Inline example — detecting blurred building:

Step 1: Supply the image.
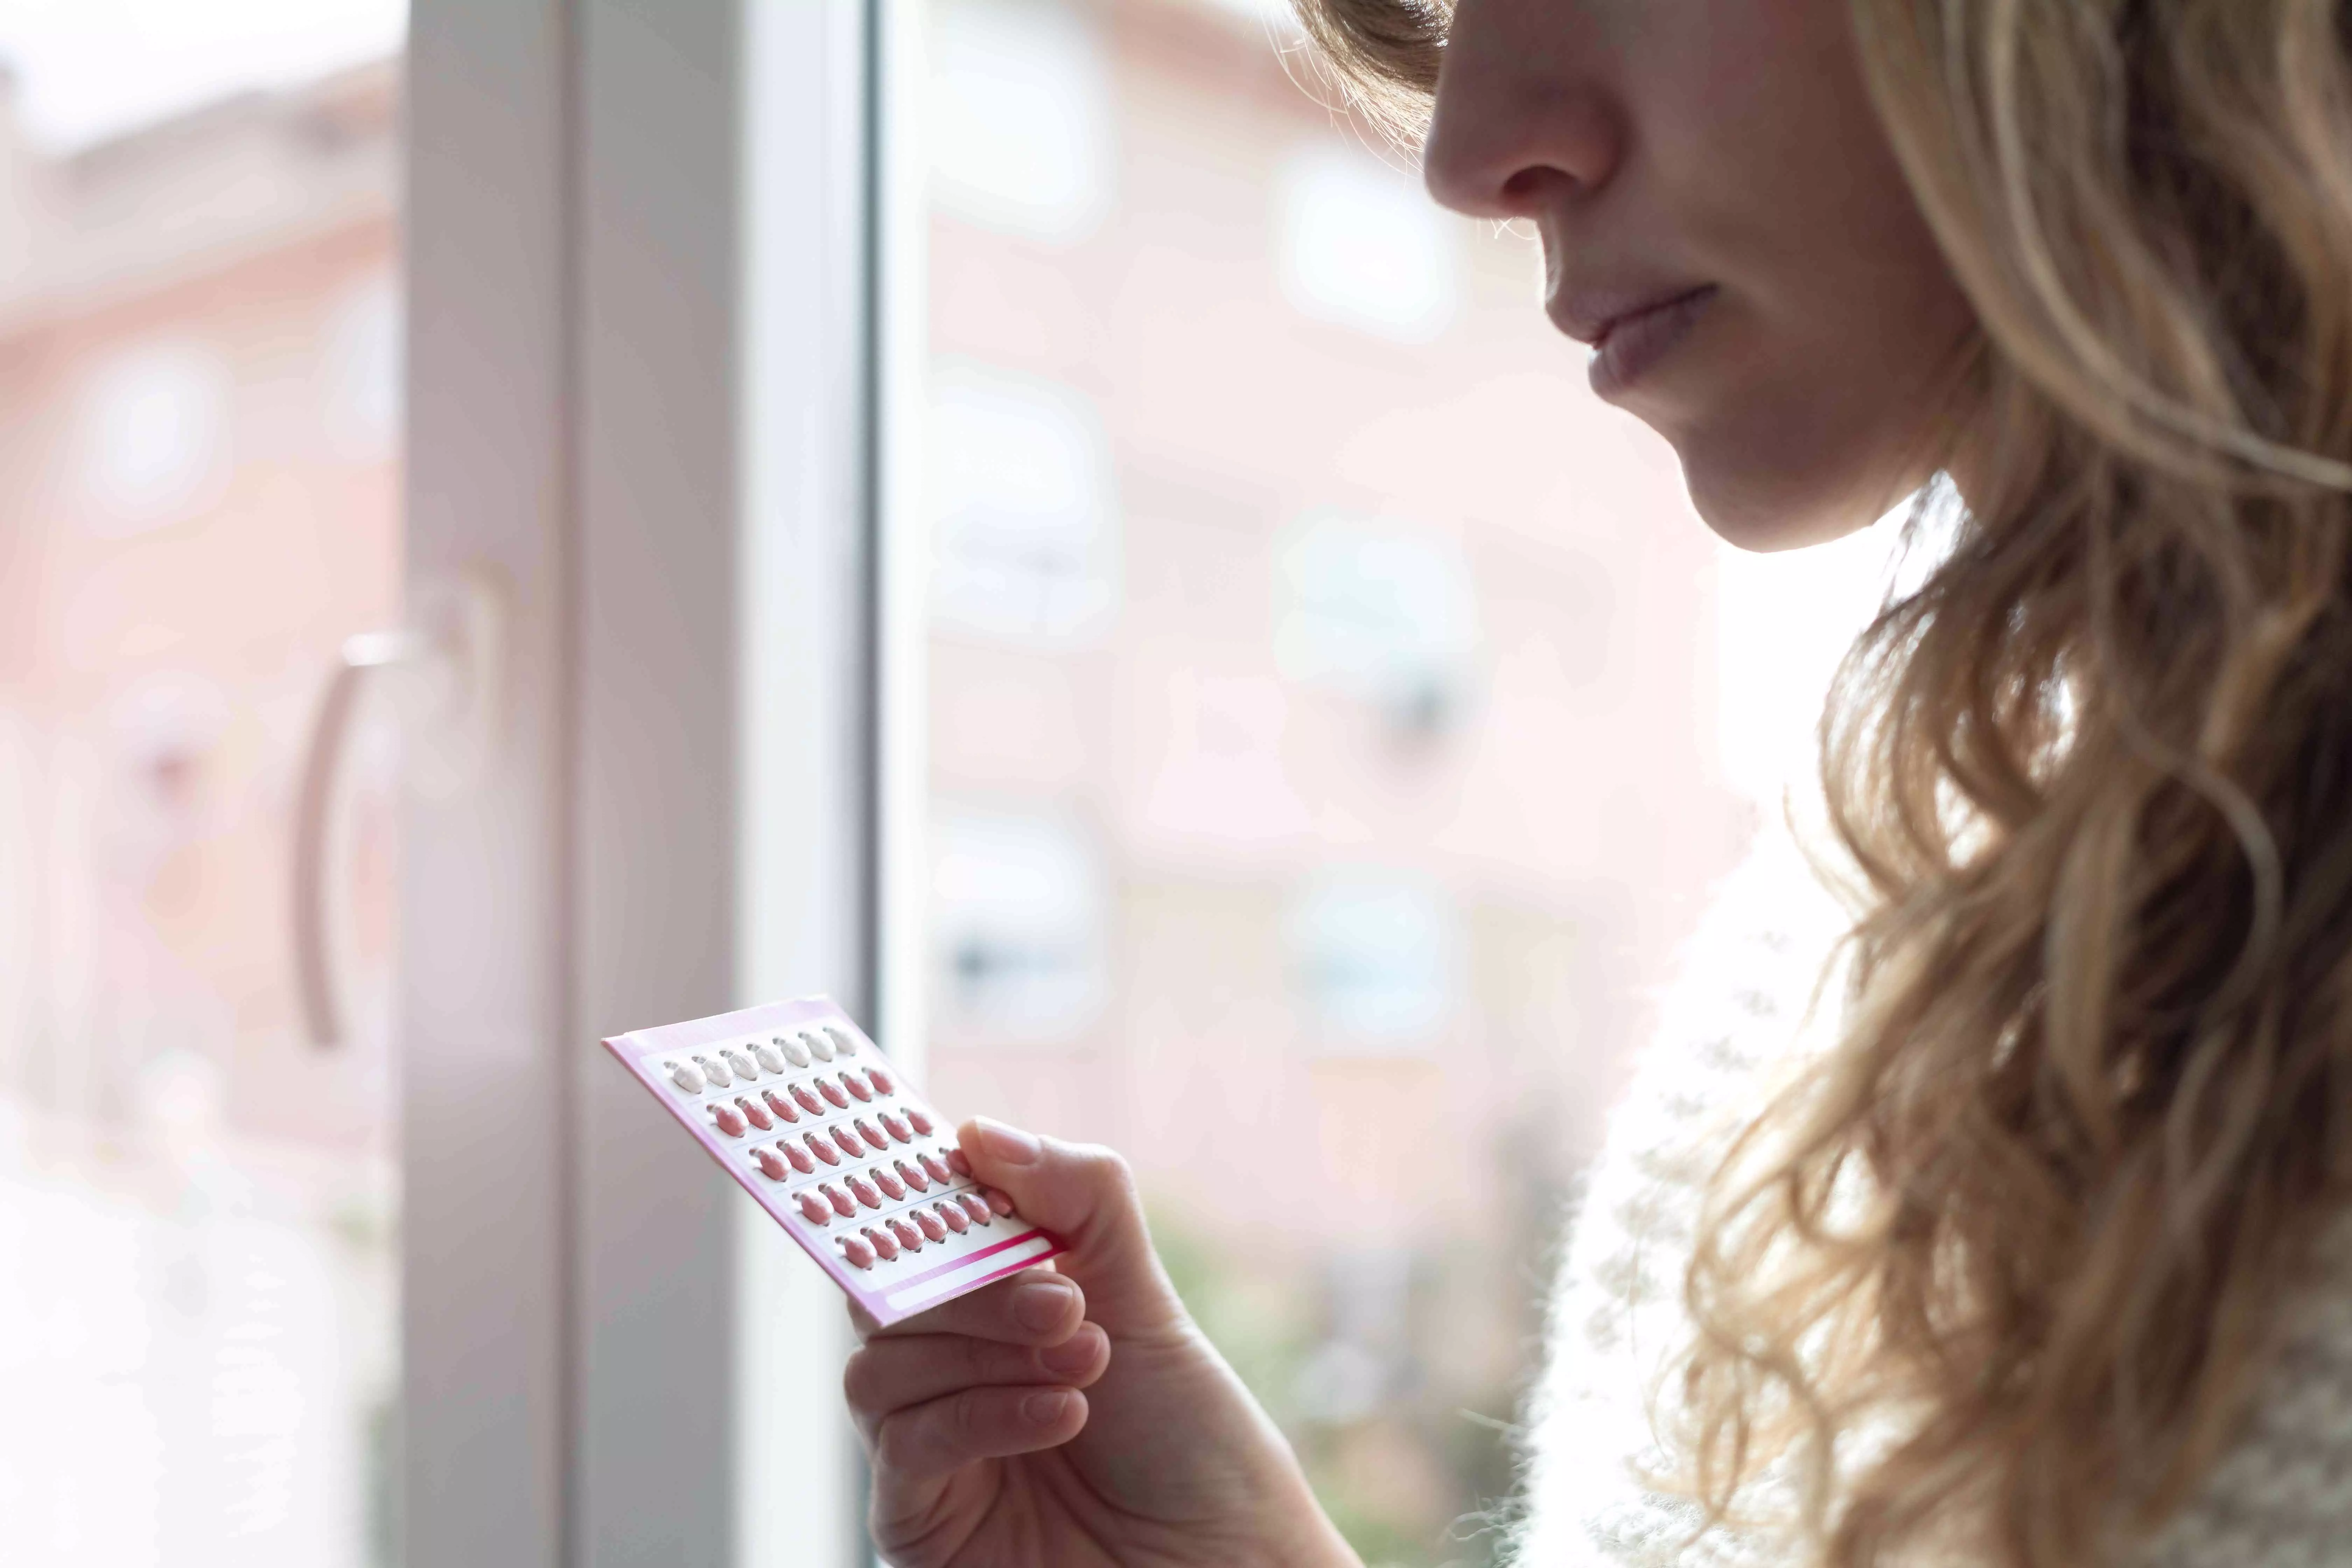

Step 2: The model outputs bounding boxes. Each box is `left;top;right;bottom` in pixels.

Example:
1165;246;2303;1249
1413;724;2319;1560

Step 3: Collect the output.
916;2;1749;1556
0;58;401;1144
0;57;401;1566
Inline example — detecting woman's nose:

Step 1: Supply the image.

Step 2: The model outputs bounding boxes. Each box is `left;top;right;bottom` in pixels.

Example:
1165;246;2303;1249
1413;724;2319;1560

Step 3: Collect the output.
1421;0;1622;220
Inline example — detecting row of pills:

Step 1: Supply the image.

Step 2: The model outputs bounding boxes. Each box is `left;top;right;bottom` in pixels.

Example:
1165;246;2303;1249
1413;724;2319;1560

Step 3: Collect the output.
705;1066;906;1138
834;1190;1020;1272
781;1144;971;1218
663;1028;858;1096
728;1101;936;1156
758;1133;960;1188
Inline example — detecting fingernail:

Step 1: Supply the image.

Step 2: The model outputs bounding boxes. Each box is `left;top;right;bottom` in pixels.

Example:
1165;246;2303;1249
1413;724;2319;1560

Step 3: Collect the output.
1039;1332;1098;1376
972;1116;1042;1166
1011;1279;1073;1332
1022;1390;1071;1426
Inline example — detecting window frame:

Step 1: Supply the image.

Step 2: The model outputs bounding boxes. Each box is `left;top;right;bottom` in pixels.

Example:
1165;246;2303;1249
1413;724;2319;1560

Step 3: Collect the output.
402;2;882;1560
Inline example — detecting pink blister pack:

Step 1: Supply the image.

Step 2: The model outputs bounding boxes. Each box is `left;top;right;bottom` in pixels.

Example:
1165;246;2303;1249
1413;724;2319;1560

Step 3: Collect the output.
603;996;1066;1326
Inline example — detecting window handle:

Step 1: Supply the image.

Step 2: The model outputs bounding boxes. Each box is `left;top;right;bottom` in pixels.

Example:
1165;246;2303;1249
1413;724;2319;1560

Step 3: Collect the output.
293;569;505;1048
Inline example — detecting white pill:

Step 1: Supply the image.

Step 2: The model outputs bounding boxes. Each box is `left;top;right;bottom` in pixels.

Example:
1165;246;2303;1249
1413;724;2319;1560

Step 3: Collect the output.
668;1061;706;1093
826;1028;856;1056
754;1042;786;1073
807;1032;835;1063
697;1054;733;1088
775;1036;809;1068
724;1049;758;1080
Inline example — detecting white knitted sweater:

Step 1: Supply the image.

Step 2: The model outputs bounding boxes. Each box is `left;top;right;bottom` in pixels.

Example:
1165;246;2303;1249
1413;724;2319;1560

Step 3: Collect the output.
1506;830;2352;1567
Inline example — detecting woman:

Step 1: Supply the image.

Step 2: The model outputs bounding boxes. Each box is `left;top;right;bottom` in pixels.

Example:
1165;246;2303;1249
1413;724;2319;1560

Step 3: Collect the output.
843;0;2352;1562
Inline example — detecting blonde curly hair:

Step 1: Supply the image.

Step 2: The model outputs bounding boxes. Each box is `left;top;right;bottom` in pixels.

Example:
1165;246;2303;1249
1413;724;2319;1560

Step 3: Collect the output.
1293;2;2352;1564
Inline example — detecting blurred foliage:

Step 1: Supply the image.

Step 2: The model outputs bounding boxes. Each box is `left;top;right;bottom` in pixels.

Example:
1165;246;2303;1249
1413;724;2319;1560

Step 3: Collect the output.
1148;1203;1541;1568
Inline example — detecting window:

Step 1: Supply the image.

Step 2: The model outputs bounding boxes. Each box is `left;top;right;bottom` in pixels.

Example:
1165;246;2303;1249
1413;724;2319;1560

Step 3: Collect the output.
1278;144;1461;342
0;4;1898;1563
75;341;234;534
929;362;1120;644
320;272;402;461
1275;513;1482;737
931;806;1108;1043
928;0;1115;243
1289;872;1460;1050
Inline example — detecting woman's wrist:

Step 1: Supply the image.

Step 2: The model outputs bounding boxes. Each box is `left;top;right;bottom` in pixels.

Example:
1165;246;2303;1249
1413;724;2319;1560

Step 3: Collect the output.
1263;1510;1365;1568
1246;1470;1364;1568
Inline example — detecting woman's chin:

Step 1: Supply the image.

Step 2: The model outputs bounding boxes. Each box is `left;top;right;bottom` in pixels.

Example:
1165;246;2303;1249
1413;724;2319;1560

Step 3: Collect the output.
1687;477;1865;553
1682;445;1920;554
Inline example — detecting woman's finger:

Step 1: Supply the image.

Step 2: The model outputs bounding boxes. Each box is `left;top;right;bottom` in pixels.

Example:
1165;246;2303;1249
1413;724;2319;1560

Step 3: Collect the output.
843;1324;1111;1441
870;1384;1092;1483
848;1266;1087;1348
957;1121;1187;1336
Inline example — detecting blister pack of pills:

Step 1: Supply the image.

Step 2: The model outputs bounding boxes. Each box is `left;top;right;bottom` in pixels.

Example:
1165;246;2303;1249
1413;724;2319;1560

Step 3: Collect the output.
603;996;1065;1326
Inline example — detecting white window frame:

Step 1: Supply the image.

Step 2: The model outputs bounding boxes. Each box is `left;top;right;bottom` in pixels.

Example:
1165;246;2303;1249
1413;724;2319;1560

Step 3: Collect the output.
402;1;885;1560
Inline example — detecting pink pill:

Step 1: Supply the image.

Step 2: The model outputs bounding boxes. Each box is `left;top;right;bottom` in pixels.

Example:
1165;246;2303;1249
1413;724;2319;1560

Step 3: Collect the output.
819;1078;849;1109
888;1217;924;1251
823;1183;856;1219
873;1168;906;1202
738;1097;772;1132
783;1139;815;1174
878;1112;911;1143
712;1104;747;1138
855;1118;890;1152
896;1159;929;1193
936;1199;968;1234
842;1071;872;1103
983;1187;1014;1217
847;1174;881;1209
906;1109;934;1136
804;1133;839;1167
945;1148;972;1178
866;1068;894;1096
796;1191;830;1225
833;1126;865;1158
959;1192;993;1226
791;1084;826;1116
753;1148;789;1181
762;1089;799;1124
913;1208;948;1243
918;1153;952;1184
865;1225;899;1262
839;1234;876;1270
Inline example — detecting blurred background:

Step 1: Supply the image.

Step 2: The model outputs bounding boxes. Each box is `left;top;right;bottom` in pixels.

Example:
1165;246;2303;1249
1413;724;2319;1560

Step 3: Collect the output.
0;1;404;1562
0;0;1890;1563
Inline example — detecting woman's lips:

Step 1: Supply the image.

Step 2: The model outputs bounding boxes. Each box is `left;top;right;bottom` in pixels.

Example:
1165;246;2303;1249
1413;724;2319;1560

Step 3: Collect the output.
1574;285;1718;398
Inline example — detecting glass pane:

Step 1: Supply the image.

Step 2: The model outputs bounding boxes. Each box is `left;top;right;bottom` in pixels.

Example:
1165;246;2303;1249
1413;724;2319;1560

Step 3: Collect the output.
0;5;407;1563
907;3;1883;1563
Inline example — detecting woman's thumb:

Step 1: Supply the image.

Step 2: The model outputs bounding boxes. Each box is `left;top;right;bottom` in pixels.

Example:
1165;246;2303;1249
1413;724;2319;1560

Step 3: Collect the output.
959;1117;1182;1333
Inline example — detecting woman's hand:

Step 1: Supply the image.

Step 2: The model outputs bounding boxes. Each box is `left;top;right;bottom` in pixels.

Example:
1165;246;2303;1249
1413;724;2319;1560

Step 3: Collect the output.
844;1118;1360;1568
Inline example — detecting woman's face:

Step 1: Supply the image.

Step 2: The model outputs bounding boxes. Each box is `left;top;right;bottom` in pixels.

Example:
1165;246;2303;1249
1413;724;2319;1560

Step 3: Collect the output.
1423;0;1978;550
